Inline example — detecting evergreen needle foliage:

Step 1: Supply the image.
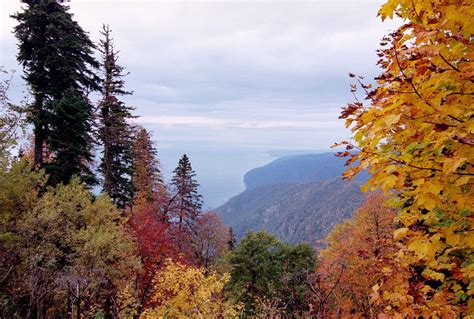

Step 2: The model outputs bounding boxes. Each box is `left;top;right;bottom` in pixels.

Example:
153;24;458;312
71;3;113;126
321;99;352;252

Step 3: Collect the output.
12;0;99;184
98;24;135;208
170;154;203;230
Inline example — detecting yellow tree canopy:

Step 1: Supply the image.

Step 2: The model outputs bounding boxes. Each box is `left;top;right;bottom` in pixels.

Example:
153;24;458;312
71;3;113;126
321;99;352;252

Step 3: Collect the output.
337;0;473;317
140;259;241;318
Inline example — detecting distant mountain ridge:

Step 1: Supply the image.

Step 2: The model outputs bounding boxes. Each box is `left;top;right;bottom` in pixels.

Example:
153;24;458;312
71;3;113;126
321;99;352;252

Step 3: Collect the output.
215;152;368;244
265;149;329;158
244;152;367;189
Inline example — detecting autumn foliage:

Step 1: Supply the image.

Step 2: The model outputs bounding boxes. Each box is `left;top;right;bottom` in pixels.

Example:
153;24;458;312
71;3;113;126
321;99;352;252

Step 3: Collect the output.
312;193;398;317
337;0;473;316
2;0;472;318
129;203;174;307
140;259;242;318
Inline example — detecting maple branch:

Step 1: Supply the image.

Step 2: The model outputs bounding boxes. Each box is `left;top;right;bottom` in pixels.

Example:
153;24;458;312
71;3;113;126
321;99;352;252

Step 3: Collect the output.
447;115;463;123
388;156;439;172
390;156;473;176
351;90;361;104
347;143;474;176
421;120;456;128
356;77;373;100
402;115;445;124
411;0;423;25
447;91;474;96
394;47;464;124
394;47;431;107
439;53;460;72
391;90;419;94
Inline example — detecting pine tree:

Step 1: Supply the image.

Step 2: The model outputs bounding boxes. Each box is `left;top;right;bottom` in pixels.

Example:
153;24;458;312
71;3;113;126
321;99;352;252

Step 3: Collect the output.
170;154;203;230
12;0;99;178
98;24;135;208
131;127;164;205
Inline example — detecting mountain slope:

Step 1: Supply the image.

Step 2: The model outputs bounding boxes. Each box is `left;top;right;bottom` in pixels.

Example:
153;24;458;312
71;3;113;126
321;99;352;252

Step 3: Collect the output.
244;152;367;190
216;178;366;244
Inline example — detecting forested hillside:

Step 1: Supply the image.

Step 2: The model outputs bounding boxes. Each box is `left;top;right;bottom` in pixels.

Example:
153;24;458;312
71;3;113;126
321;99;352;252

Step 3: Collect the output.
217;154;367;243
0;0;472;318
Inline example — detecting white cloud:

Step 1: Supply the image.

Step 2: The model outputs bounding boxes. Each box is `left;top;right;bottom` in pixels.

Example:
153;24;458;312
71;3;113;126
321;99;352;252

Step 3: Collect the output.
134;115;342;129
134;115;228;127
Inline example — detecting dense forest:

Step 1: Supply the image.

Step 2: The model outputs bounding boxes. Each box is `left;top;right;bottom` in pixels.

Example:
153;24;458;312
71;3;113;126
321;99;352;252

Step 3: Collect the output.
0;0;472;318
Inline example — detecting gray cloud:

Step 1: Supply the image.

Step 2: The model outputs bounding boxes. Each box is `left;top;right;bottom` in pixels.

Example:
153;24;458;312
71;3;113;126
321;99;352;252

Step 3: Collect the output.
0;0;399;206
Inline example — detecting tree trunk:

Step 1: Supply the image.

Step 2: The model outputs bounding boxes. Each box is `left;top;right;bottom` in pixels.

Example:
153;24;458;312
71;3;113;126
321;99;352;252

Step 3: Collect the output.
102;103;111;194
76;283;80;319
33;95;45;166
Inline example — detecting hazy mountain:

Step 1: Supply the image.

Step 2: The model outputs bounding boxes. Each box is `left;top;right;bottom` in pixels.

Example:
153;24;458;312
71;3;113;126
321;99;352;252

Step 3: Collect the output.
265;149;329;158
215;152;368;244
244;152;367;190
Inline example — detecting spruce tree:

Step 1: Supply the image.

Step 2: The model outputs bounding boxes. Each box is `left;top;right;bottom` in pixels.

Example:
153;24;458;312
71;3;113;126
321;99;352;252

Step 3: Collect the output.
98;24;135;208
12;0;99;183
170;154;203;229
45;90;95;186
131;127;164;204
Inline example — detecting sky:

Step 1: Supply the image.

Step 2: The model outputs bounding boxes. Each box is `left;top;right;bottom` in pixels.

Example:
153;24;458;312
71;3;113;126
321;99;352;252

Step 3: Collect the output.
0;0;399;208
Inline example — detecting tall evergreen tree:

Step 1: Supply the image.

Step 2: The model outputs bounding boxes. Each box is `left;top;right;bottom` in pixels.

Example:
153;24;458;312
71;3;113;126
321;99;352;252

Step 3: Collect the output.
170;154;203;229
12;0;99;183
46;90;95;186
98;24;135;208
131;127;164;205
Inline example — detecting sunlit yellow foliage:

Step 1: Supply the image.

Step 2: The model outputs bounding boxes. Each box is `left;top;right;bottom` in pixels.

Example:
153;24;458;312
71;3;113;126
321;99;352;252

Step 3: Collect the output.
117;282;141;319
337;0;473;317
140;259;242;318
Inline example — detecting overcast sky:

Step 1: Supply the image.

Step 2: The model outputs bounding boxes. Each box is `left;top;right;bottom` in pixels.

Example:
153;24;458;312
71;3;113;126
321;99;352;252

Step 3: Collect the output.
0;0;399;207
